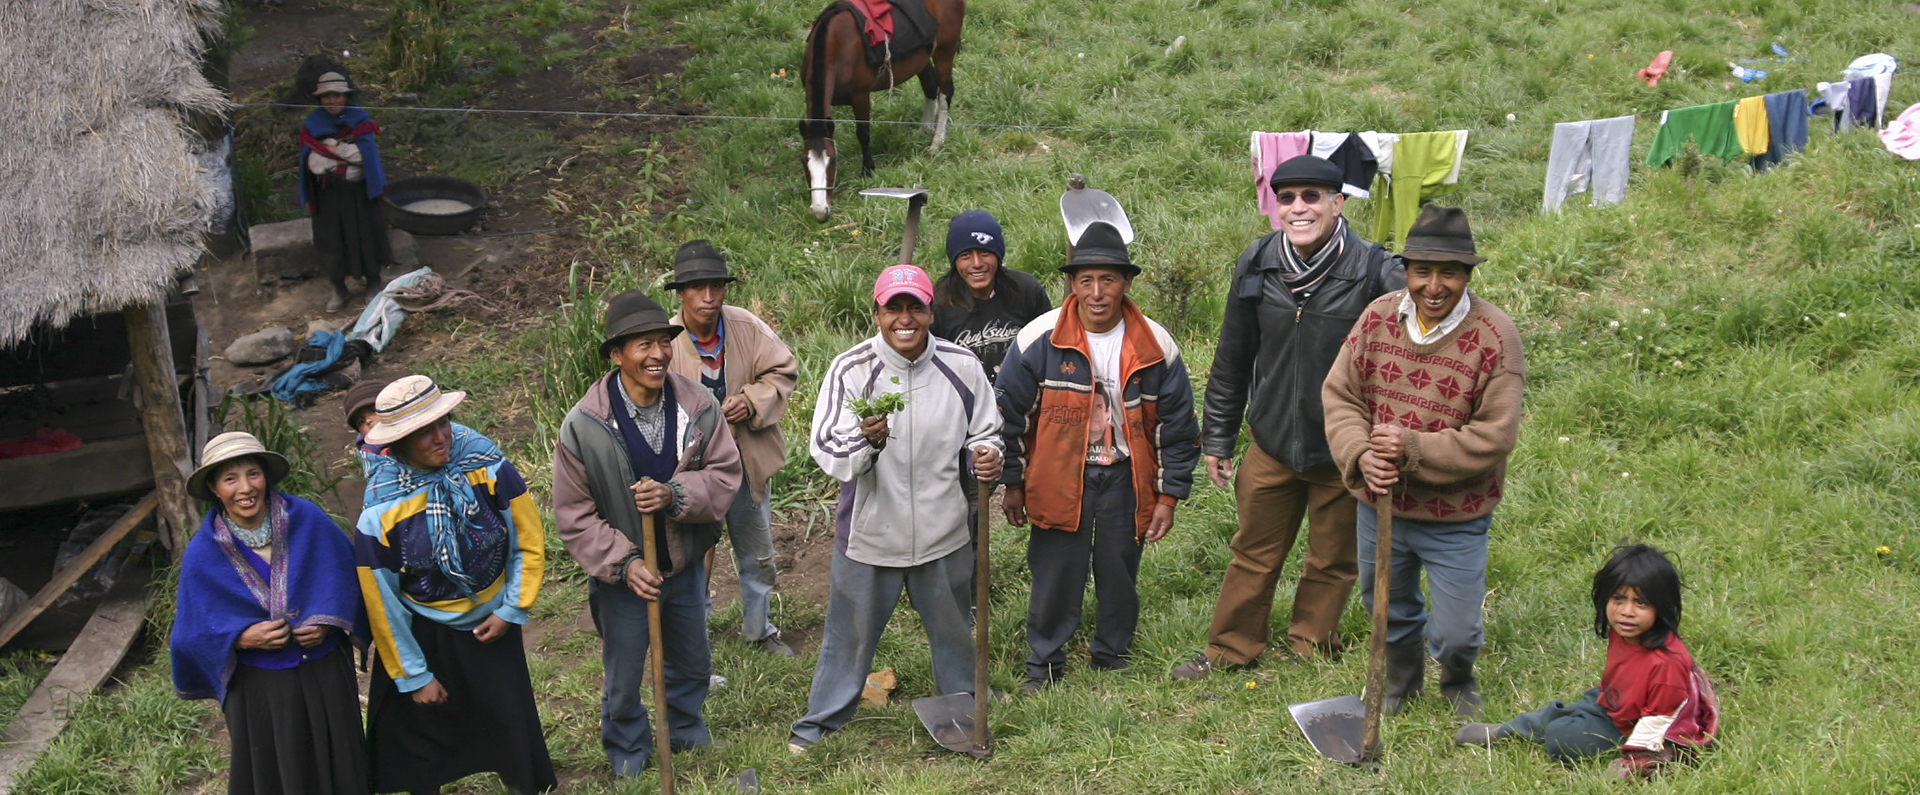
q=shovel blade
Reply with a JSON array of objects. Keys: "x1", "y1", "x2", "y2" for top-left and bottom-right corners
[
  {"x1": 912, "y1": 693, "x2": 992, "y2": 759},
  {"x1": 1289, "y1": 694, "x2": 1368, "y2": 764},
  {"x1": 859, "y1": 187, "x2": 929, "y2": 200},
  {"x1": 1059, "y1": 188, "x2": 1135, "y2": 245}
]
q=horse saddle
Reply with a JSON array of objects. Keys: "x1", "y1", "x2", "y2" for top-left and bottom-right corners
[{"x1": 844, "y1": 0, "x2": 938, "y2": 68}]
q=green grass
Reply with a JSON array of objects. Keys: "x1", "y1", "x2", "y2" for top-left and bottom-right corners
[{"x1": 33, "y1": 0, "x2": 1920, "y2": 792}]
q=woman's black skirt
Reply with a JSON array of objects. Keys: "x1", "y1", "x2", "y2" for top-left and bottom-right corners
[
  {"x1": 311, "y1": 176, "x2": 391, "y2": 284},
  {"x1": 222, "y1": 643, "x2": 371, "y2": 795},
  {"x1": 366, "y1": 620, "x2": 555, "y2": 794}
]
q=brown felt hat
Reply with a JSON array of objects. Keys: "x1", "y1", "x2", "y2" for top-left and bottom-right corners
[
  {"x1": 600, "y1": 290, "x2": 683, "y2": 358},
  {"x1": 1060, "y1": 221, "x2": 1139, "y2": 276},
  {"x1": 343, "y1": 379, "x2": 390, "y2": 431},
  {"x1": 1400, "y1": 205, "x2": 1486, "y2": 266},
  {"x1": 662, "y1": 239, "x2": 738, "y2": 290}
]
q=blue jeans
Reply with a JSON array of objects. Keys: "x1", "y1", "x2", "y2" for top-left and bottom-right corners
[
  {"x1": 1504, "y1": 687, "x2": 1625, "y2": 762},
  {"x1": 1355, "y1": 501, "x2": 1490, "y2": 673},
  {"x1": 789, "y1": 545, "x2": 975, "y2": 746},
  {"x1": 589, "y1": 559, "x2": 712, "y2": 775},
  {"x1": 723, "y1": 482, "x2": 779, "y2": 642}
]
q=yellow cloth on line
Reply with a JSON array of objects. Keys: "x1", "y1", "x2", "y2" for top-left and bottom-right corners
[{"x1": 1734, "y1": 96, "x2": 1771, "y2": 157}]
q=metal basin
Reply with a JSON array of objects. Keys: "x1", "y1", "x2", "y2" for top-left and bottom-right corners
[{"x1": 384, "y1": 176, "x2": 487, "y2": 236}]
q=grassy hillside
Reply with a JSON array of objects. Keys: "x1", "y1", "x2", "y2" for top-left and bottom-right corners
[{"x1": 22, "y1": 0, "x2": 1920, "y2": 792}]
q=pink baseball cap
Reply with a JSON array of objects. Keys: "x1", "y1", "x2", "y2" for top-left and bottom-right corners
[{"x1": 872, "y1": 264, "x2": 935, "y2": 307}]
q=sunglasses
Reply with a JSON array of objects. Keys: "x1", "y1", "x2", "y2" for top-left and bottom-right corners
[{"x1": 1274, "y1": 189, "x2": 1327, "y2": 206}]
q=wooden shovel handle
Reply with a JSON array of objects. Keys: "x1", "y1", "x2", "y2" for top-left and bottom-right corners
[
  {"x1": 642, "y1": 513, "x2": 674, "y2": 794},
  {"x1": 973, "y1": 482, "x2": 992, "y2": 755},
  {"x1": 1361, "y1": 490, "x2": 1393, "y2": 763}
]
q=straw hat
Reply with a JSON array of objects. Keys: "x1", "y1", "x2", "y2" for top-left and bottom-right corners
[
  {"x1": 364, "y1": 375, "x2": 466, "y2": 446},
  {"x1": 187, "y1": 432, "x2": 291, "y2": 502},
  {"x1": 313, "y1": 71, "x2": 352, "y2": 96}
]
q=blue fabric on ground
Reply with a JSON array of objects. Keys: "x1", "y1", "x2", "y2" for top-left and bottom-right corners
[{"x1": 271, "y1": 330, "x2": 347, "y2": 403}]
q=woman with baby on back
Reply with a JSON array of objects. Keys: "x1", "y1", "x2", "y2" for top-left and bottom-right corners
[{"x1": 1455, "y1": 544, "x2": 1717, "y2": 778}]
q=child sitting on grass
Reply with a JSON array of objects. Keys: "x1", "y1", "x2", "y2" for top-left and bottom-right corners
[{"x1": 1455, "y1": 544, "x2": 1717, "y2": 778}]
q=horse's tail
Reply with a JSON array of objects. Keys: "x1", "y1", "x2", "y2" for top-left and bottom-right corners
[{"x1": 801, "y1": 1, "x2": 853, "y2": 141}]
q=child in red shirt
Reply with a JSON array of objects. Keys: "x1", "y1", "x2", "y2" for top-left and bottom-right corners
[{"x1": 1455, "y1": 544, "x2": 1717, "y2": 778}]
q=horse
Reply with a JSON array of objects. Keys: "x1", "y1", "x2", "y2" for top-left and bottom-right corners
[{"x1": 800, "y1": 0, "x2": 965, "y2": 220}]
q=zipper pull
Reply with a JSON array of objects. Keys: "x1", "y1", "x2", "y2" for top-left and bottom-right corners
[{"x1": 1295, "y1": 306, "x2": 1303, "y2": 323}]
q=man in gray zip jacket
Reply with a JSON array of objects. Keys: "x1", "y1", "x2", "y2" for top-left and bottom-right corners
[
  {"x1": 552, "y1": 290, "x2": 743, "y2": 775},
  {"x1": 789, "y1": 264, "x2": 1003, "y2": 752},
  {"x1": 1172, "y1": 156, "x2": 1404, "y2": 679}
]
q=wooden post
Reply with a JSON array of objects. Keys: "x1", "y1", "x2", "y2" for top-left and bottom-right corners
[{"x1": 124, "y1": 299, "x2": 196, "y2": 554}]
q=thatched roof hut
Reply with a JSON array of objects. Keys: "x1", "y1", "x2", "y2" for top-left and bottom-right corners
[{"x1": 0, "y1": 0, "x2": 227, "y2": 347}]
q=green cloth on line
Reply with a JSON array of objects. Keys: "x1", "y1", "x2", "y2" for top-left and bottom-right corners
[
  {"x1": 1372, "y1": 130, "x2": 1463, "y2": 246},
  {"x1": 1645, "y1": 101, "x2": 1743, "y2": 168}
]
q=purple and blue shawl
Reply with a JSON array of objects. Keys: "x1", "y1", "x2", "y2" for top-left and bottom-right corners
[
  {"x1": 296, "y1": 105, "x2": 387, "y2": 205},
  {"x1": 170, "y1": 492, "x2": 367, "y2": 704}
]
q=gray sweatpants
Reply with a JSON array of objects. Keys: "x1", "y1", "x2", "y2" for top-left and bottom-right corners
[
  {"x1": 789, "y1": 544, "x2": 975, "y2": 745},
  {"x1": 1543, "y1": 115, "x2": 1635, "y2": 212}
]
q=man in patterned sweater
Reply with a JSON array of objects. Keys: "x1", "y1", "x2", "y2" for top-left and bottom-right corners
[{"x1": 1322, "y1": 205, "x2": 1524, "y2": 719}]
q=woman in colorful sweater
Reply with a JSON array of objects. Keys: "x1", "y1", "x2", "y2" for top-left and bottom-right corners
[{"x1": 354, "y1": 375, "x2": 554, "y2": 794}]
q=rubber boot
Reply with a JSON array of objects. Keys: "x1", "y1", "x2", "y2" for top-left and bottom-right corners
[
  {"x1": 1381, "y1": 641, "x2": 1425, "y2": 716},
  {"x1": 326, "y1": 281, "x2": 352, "y2": 313},
  {"x1": 1439, "y1": 656, "x2": 1483, "y2": 719}
]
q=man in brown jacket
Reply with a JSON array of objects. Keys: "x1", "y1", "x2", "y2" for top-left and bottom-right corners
[
  {"x1": 1322, "y1": 205, "x2": 1524, "y2": 720},
  {"x1": 665, "y1": 239, "x2": 800, "y2": 655},
  {"x1": 552, "y1": 289, "x2": 744, "y2": 774}
]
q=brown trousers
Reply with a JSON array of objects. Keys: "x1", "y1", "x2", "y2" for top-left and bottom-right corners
[{"x1": 1204, "y1": 442, "x2": 1357, "y2": 664}]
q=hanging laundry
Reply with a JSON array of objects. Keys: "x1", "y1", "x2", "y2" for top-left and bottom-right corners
[
  {"x1": 1733, "y1": 96, "x2": 1772, "y2": 157},
  {"x1": 1752, "y1": 89, "x2": 1809, "y2": 171},
  {"x1": 1371, "y1": 130, "x2": 1466, "y2": 246},
  {"x1": 1251, "y1": 131, "x2": 1311, "y2": 230},
  {"x1": 1646, "y1": 101, "x2": 1742, "y2": 167},
  {"x1": 1543, "y1": 115, "x2": 1635, "y2": 212},
  {"x1": 1358, "y1": 131, "x2": 1398, "y2": 178},
  {"x1": 1879, "y1": 103, "x2": 1920, "y2": 160},
  {"x1": 1309, "y1": 131, "x2": 1379, "y2": 198},
  {"x1": 1847, "y1": 76, "x2": 1879, "y2": 129}
]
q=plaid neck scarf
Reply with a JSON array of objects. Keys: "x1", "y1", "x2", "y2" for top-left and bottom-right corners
[
  {"x1": 362, "y1": 423, "x2": 506, "y2": 597},
  {"x1": 1277, "y1": 216, "x2": 1348, "y2": 299}
]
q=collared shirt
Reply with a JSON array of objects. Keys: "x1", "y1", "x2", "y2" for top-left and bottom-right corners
[
  {"x1": 617, "y1": 380, "x2": 669, "y2": 451},
  {"x1": 1399, "y1": 290, "x2": 1473, "y2": 344}
]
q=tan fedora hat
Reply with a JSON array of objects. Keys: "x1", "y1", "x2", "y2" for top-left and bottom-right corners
[
  {"x1": 313, "y1": 71, "x2": 352, "y2": 96},
  {"x1": 364, "y1": 375, "x2": 466, "y2": 446},
  {"x1": 187, "y1": 432, "x2": 291, "y2": 502}
]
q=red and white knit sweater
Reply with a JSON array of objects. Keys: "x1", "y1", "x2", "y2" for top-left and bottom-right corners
[{"x1": 1322, "y1": 290, "x2": 1525, "y2": 522}]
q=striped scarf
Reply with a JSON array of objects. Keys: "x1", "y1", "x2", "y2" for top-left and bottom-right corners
[
  {"x1": 362, "y1": 423, "x2": 506, "y2": 597},
  {"x1": 1277, "y1": 216, "x2": 1348, "y2": 299}
]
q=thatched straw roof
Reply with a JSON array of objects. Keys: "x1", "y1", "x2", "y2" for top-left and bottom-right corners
[{"x1": 0, "y1": 0, "x2": 227, "y2": 347}]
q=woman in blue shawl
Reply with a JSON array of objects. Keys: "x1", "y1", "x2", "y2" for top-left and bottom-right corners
[
  {"x1": 170, "y1": 432, "x2": 370, "y2": 795},
  {"x1": 354, "y1": 375, "x2": 555, "y2": 795},
  {"x1": 298, "y1": 69, "x2": 391, "y2": 313}
]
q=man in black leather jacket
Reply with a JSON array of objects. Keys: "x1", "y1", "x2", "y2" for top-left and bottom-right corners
[{"x1": 1172, "y1": 156, "x2": 1404, "y2": 679}]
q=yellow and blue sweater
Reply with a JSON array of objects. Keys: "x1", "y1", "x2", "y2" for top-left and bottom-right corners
[{"x1": 354, "y1": 457, "x2": 545, "y2": 691}]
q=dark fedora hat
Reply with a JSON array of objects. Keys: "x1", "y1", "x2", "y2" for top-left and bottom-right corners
[
  {"x1": 1400, "y1": 205, "x2": 1486, "y2": 266},
  {"x1": 600, "y1": 290, "x2": 682, "y2": 358},
  {"x1": 1060, "y1": 222, "x2": 1139, "y2": 276},
  {"x1": 662, "y1": 239, "x2": 737, "y2": 290},
  {"x1": 1268, "y1": 155, "x2": 1344, "y2": 190}
]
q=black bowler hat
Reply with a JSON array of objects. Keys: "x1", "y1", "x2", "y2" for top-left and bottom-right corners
[
  {"x1": 600, "y1": 290, "x2": 683, "y2": 358},
  {"x1": 1268, "y1": 156, "x2": 1344, "y2": 191},
  {"x1": 662, "y1": 239, "x2": 738, "y2": 290},
  {"x1": 1060, "y1": 222, "x2": 1139, "y2": 276},
  {"x1": 1400, "y1": 205, "x2": 1486, "y2": 266}
]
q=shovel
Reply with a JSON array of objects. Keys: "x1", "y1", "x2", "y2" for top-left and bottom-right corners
[
  {"x1": 1058, "y1": 173, "x2": 1135, "y2": 247},
  {"x1": 1289, "y1": 490, "x2": 1394, "y2": 765},
  {"x1": 859, "y1": 186, "x2": 930, "y2": 265},
  {"x1": 910, "y1": 482, "x2": 994, "y2": 760}
]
